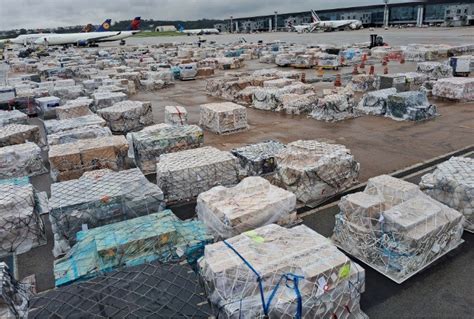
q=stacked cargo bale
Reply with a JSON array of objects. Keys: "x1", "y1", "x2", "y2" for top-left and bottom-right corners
[
  {"x1": 274, "y1": 140, "x2": 360, "y2": 204},
  {"x1": 310, "y1": 88, "x2": 357, "y2": 122},
  {"x1": 156, "y1": 147, "x2": 240, "y2": 203},
  {"x1": 46, "y1": 125, "x2": 112, "y2": 146},
  {"x1": 199, "y1": 102, "x2": 248, "y2": 135},
  {"x1": 48, "y1": 135, "x2": 128, "y2": 181},
  {"x1": 49, "y1": 168, "x2": 165, "y2": 256},
  {"x1": 0, "y1": 262, "x2": 35, "y2": 319},
  {"x1": 55, "y1": 97, "x2": 93, "y2": 120},
  {"x1": 199, "y1": 224, "x2": 366, "y2": 318},
  {"x1": 279, "y1": 93, "x2": 318, "y2": 115},
  {"x1": 332, "y1": 175, "x2": 464, "y2": 283},
  {"x1": 164, "y1": 105, "x2": 188, "y2": 125},
  {"x1": 420, "y1": 157, "x2": 473, "y2": 232},
  {"x1": 432, "y1": 78, "x2": 474, "y2": 102},
  {"x1": 91, "y1": 91, "x2": 127, "y2": 111},
  {"x1": 0, "y1": 110, "x2": 27, "y2": 126},
  {"x1": 0, "y1": 124, "x2": 45, "y2": 148},
  {"x1": 231, "y1": 140, "x2": 286, "y2": 176},
  {"x1": 386, "y1": 91, "x2": 437, "y2": 121},
  {"x1": 197, "y1": 177, "x2": 297, "y2": 239},
  {"x1": 0, "y1": 180, "x2": 47, "y2": 257},
  {"x1": 350, "y1": 74, "x2": 377, "y2": 92},
  {"x1": 0, "y1": 142, "x2": 47, "y2": 179},
  {"x1": 355, "y1": 88, "x2": 397, "y2": 116},
  {"x1": 53, "y1": 210, "x2": 213, "y2": 286},
  {"x1": 44, "y1": 114, "x2": 106, "y2": 135},
  {"x1": 97, "y1": 100, "x2": 154, "y2": 134},
  {"x1": 252, "y1": 82, "x2": 313, "y2": 112},
  {"x1": 130, "y1": 124, "x2": 203, "y2": 175},
  {"x1": 416, "y1": 62, "x2": 453, "y2": 80}
]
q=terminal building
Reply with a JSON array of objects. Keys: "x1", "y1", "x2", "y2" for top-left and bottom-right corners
[{"x1": 216, "y1": 0, "x2": 474, "y2": 33}]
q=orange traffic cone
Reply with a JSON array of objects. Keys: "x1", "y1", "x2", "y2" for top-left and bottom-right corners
[
  {"x1": 334, "y1": 74, "x2": 342, "y2": 87},
  {"x1": 369, "y1": 65, "x2": 375, "y2": 75},
  {"x1": 362, "y1": 53, "x2": 368, "y2": 63},
  {"x1": 352, "y1": 65, "x2": 359, "y2": 75}
]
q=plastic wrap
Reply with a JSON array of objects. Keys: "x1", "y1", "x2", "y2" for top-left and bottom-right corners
[
  {"x1": 199, "y1": 224, "x2": 367, "y2": 319},
  {"x1": 97, "y1": 100, "x2": 153, "y2": 134},
  {"x1": 0, "y1": 110, "x2": 28, "y2": 127},
  {"x1": 44, "y1": 114, "x2": 106, "y2": 135},
  {"x1": 49, "y1": 168, "x2": 165, "y2": 256},
  {"x1": 231, "y1": 140, "x2": 286, "y2": 176},
  {"x1": 332, "y1": 175, "x2": 464, "y2": 283},
  {"x1": 53, "y1": 210, "x2": 213, "y2": 286},
  {"x1": 432, "y1": 77, "x2": 474, "y2": 102},
  {"x1": 131, "y1": 124, "x2": 203, "y2": 175},
  {"x1": 279, "y1": 93, "x2": 318, "y2": 115},
  {"x1": 91, "y1": 91, "x2": 128, "y2": 111},
  {"x1": 356, "y1": 88, "x2": 397, "y2": 116},
  {"x1": 46, "y1": 125, "x2": 112, "y2": 146},
  {"x1": 416, "y1": 62, "x2": 453, "y2": 80},
  {"x1": 48, "y1": 135, "x2": 128, "y2": 182},
  {"x1": 0, "y1": 262, "x2": 34, "y2": 319},
  {"x1": 164, "y1": 105, "x2": 188, "y2": 125},
  {"x1": 55, "y1": 98, "x2": 93, "y2": 120},
  {"x1": 0, "y1": 180, "x2": 47, "y2": 257},
  {"x1": 0, "y1": 124, "x2": 44, "y2": 148},
  {"x1": 0, "y1": 142, "x2": 47, "y2": 179},
  {"x1": 197, "y1": 177, "x2": 297, "y2": 239},
  {"x1": 274, "y1": 140, "x2": 360, "y2": 205},
  {"x1": 386, "y1": 91, "x2": 437, "y2": 121},
  {"x1": 29, "y1": 262, "x2": 215, "y2": 318},
  {"x1": 350, "y1": 75, "x2": 377, "y2": 92},
  {"x1": 199, "y1": 102, "x2": 248, "y2": 135},
  {"x1": 310, "y1": 88, "x2": 357, "y2": 122},
  {"x1": 156, "y1": 146, "x2": 240, "y2": 203},
  {"x1": 420, "y1": 157, "x2": 473, "y2": 232}
]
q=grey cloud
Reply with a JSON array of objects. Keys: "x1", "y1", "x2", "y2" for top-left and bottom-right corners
[{"x1": 0, "y1": 0, "x2": 414, "y2": 30}]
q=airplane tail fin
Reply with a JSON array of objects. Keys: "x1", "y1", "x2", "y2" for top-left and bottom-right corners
[
  {"x1": 128, "y1": 17, "x2": 141, "y2": 31},
  {"x1": 311, "y1": 10, "x2": 321, "y2": 23},
  {"x1": 82, "y1": 23, "x2": 94, "y2": 33},
  {"x1": 96, "y1": 19, "x2": 112, "y2": 32}
]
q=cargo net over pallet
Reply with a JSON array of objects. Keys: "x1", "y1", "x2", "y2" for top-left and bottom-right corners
[
  {"x1": 49, "y1": 169, "x2": 165, "y2": 257},
  {"x1": 0, "y1": 180, "x2": 47, "y2": 257},
  {"x1": 0, "y1": 262, "x2": 34, "y2": 319},
  {"x1": 199, "y1": 224, "x2": 367, "y2": 319},
  {"x1": 29, "y1": 262, "x2": 216, "y2": 318},
  {"x1": 332, "y1": 175, "x2": 464, "y2": 283},
  {"x1": 420, "y1": 157, "x2": 474, "y2": 233}
]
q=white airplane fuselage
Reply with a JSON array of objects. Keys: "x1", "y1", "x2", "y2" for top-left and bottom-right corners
[
  {"x1": 182, "y1": 28, "x2": 220, "y2": 35},
  {"x1": 317, "y1": 20, "x2": 363, "y2": 31}
]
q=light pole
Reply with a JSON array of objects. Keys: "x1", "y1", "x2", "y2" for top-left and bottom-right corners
[
  {"x1": 383, "y1": 0, "x2": 389, "y2": 28},
  {"x1": 230, "y1": 16, "x2": 233, "y2": 33}
]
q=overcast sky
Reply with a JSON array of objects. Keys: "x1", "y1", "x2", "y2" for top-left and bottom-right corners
[{"x1": 0, "y1": 0, "x2": 417, "y2": 30}]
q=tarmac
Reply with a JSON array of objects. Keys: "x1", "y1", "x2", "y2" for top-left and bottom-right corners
[{"x1": 2, "y1": 27, "x2": 474, "y2": 318}]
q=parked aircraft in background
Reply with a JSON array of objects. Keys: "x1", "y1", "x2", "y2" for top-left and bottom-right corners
[
  {"x1": 290, "y1": 10, "x2": 362, "y2": 33},
  {"x1": 34, "y1": 17, "x2": 141, "y2": 46},
  {"x1": 178, "y1": 25, "x2": 220, "y2": 35},
  {"x1": 82, "y1": 19, "x2": 112, "y2": 32}
]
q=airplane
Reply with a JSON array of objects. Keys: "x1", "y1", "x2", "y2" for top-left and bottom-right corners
[
  {"x1": 82, "y1": 19, "x2": 112, "y2": 32},
  {"x1": 33, "y1": 17, "x2": 141, "y2": 46},
  {"x1": 311, "y1": 10, "x2": 363, "y2": 32},
  {"x1": 0, "y1": 33, "x2": 54, "y2": 45},
  {"x1": 289, "y1": 11, "x2": 320, "y2": 33},
  {"x1": 178, "y1": 24, "x2": 220, "y2": 35}
]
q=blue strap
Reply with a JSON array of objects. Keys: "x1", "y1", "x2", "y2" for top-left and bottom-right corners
[{"x1": 223, "y1": 240, "x2": 304, "y2": 318}]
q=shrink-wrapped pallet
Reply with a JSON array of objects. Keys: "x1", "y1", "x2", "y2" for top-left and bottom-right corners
[
  {"x1": 355, "y1": 88, "x2": 397, "y2": 116},
  {"x1": 0, "y1": 124, "x2": 44, "y2": 148},
  {"x1": 55, "y1": 98, "x2": 93, "y2": 120},
  {"x1": 386, "y1": 91, "x2": 437, "y2": 121},
  {"x1": 0, "y1": 262, "x2": 35, "y2": 319},
  {"x1": 0, "y1": 110, "x2": 27, "y2": 127},
  {"x1": 0, "y1": 142, "x2": 47, "y2": 179},
  {"x1": 46, "y1": 125, "x2": 112, "y2": 146},
  {"x1": 164, "y1": 105, "x2": 188, "y2": 125},
  {"x1": 432, "y1": 77, "x2": 474, "y2": 102},
  {"x1": 200, "y1": 102, "x2": 248, "y2": 135},
  {"x1": 44, "y1": 114, "x2": 106, "y2": 135},
  {"x1": 231, "y1": 140, "x2": 286, "y2": 176},
  {"x1": 91, "y1": 91, "x2": 127, "y2": 111},
  {"x1": 420, "y1": 157, "x2": 473, "y2": 232},
  {"x1": 333, "y1": 175, "x2": 464, "y2": 283},
  {"x1": 310, "y1": 88, "x2": 356, "y2": 122},
  {"x1": 97, "y1": 100, "x2": 154, "y2": 134}
]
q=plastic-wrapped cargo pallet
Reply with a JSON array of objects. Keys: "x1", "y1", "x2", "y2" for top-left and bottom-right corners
[
  {"x1": 91, "y1": 91, "x2": 127, "y2": 111},
  {"x1": 164, "y1": 105, "x2": 188, "y2": 125},
  {"x1": 53, "y1": 210, "x2": 213, "y2": 286},
  {"x1": 0, "y1": 124, "x2": 45, "y2": 148},
  {"x1": 97, "y1": 100, "x2": 154, "y2": 134},
  {"x1": 416, "y1": 62, "x2": 453, "y2": 80},
  {"x1": 197, "y1": 177, "x2": 297, "y2": 239},
  {"x1": 48, "y1": 135, "x2": 128, "y2": 182},
  {"x1": 274, "y1": 140, "x2": 360, "y2": 204},
  {"x1": 49, "y1": 168, "x2": 165, "y2": 256},
  {"x1": 0, "y1": 110, "x2": 27, "y2": 127},
  {"x1": 44, "y1": 114, "x2": 106, "y2": 135},
  {"x1": 0, "y1": 180, "x2": 47, "y2": 257},
  {"x1": 0, "y1": 262, "x2": 34, "y2": 319},
  {"x1": 332, "y1": 175, "x2": 464, "y2": 283},
  {"x1": 55, "y1": 98, "x2": 93, "y2": 120},
  {"x1": 29, "y1": 262, "x2": 216, "y2": 318},
  {"x1": 156, "y1": 146, "x2": 240, "y2": 203},
  {"x1": 199, "y1": 102, "x2": 248, "y2": 135},
  {"x1": 46, "y1": 125, "x2": 112, "y2": 146},
  {"x1": 231, "y1": 140, "x2": 286, "y2": 176},
  {"x1": 420, "y1": 157, "x2": 473, "y2": 232},
  {"x1": 130, "y1": 124, "x2": 204, "y2": 175},
  {"x1": 199, "y1": 224, "x2": 367, "y2": 318},
  {"x1": 432, "y1": 78, "x2": 474, "y2": 102},
  {"x1": 310, "y1": 88, "x2": 357, "y2": 122},
  {"x1": 0, "y1": 142, "x2": 47, "y2": 179},
  {"x1": 386, "y1": 91, "x2": 437, "y2": 121},
  {"x1": 356, "y1": 88, "x2": 397, "y2": 116}
]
